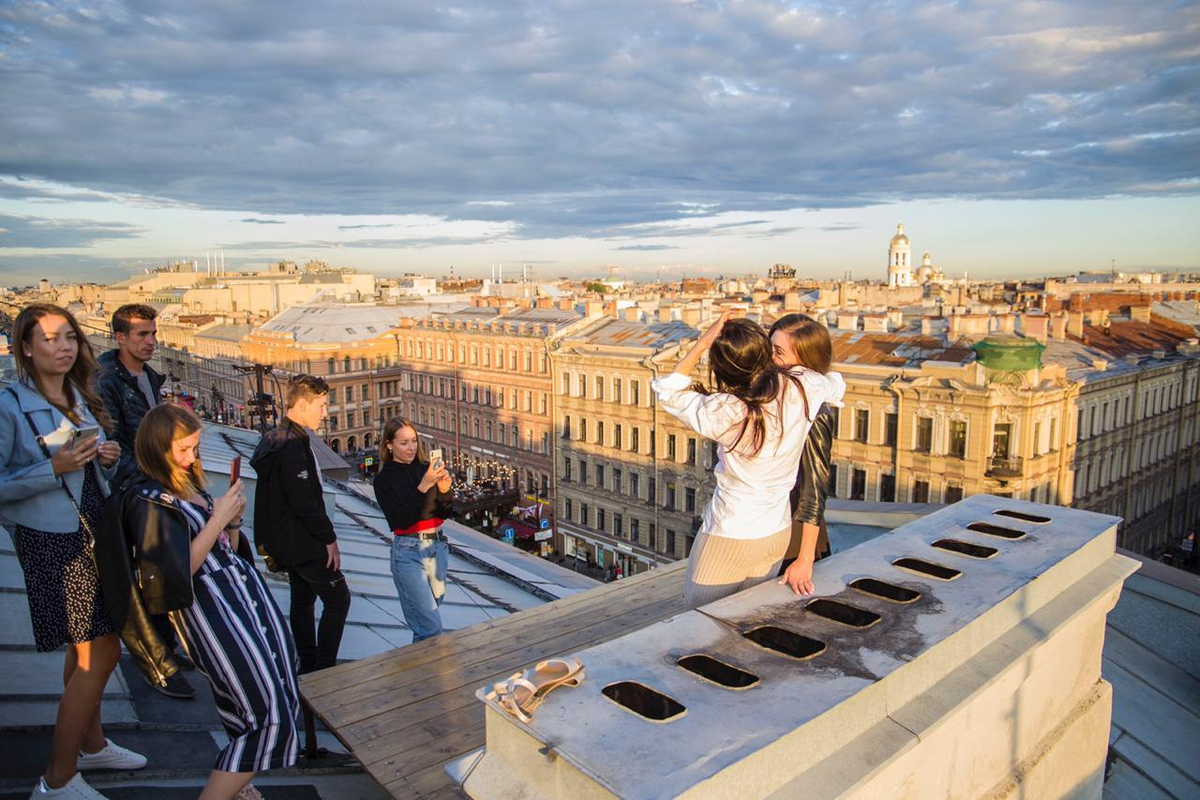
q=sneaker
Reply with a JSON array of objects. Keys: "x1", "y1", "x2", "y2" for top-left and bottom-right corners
[
  {"x1": 143, "y1": 671, "x2": 196, "y2": 700},
  {"x1": 31, "y1": 773, "x2": 108, "y2": 798},
  {"x1": 77, "y1": 737, "x2": 148, "y2": 771}
]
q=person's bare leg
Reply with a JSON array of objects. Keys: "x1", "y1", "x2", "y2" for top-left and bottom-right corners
[
  {"x1": 44, "y1": 634, "x2": 120, "y2": 788},
  {"x1": 199, "y1": 769, "x2": 255, "y2": 799}
]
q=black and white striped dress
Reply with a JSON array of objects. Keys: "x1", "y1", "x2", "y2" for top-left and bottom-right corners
[{"x1": 172, "y1": 498, "x2": 301, "y2": 773}]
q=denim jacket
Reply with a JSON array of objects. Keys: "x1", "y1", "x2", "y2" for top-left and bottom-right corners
[{"x1": 0, "y1": 379, "x2": 116, "y2": 533}]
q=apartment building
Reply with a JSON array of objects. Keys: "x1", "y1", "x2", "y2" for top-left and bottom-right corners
[
  {"x1": 391, "y1": 307, "x2": 582, "y2": 505},
  {"x1": 240, "y1": 304, "x2": 410, "y2": 452},
  {"x1": 552, "y1": 317, "x2": 712, "y2": 577}
]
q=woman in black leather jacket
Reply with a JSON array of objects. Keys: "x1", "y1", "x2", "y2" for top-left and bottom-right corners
[
  {"x1": 100, "y1": 404, "x2": 299, "y2": 800},
  {"x1": 769, "y1": 314, "x2": 837, "y2": 596}
]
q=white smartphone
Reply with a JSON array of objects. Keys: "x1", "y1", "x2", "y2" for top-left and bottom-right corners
[
  {"x1": 430, "y1": 449, "x2": 444, "y2": 471},
  {"x1": 72, "y1": 425, "x2": 101, "y2": 446}
]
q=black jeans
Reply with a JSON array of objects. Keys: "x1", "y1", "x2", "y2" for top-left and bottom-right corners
[{"x1": 287, "y1": 557, "x2": 351, "y2": 673}]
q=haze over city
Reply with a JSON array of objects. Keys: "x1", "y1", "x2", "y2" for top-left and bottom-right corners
[{"x1": 1, "y1": 0, "x2": 1198, "y2": 283}]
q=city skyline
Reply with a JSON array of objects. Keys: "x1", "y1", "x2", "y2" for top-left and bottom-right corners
[{"x1": 1, "y1": 0, "x2": 1198, "y2": 283}]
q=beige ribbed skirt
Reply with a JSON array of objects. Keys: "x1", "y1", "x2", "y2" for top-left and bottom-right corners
[{"x1": 683, "y1": 527, "x2": 792, "y2": 611}]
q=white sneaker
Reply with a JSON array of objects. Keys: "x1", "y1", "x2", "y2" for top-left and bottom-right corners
[
  {"x1": 76, "y1": 738, "x2": 148, "y2": 771},
  {"x1": 30, "y1": 773, "x2": 108, "y2": 798}
]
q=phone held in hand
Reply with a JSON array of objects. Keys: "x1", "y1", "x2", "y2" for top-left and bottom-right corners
[
  {"x1": 430, "y1": 449, "x2": 444, "y2": 471},
  {"x1": 230, "y1": 455, "x2": 242, "y2": 484},
  {"x1": 73, "y1": 424, "x2": 101, "y2": 445}
]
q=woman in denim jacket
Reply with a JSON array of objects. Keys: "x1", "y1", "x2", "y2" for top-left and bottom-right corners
[{"x1": 0, "y1": 303, "x2": 147, "y2": 798}]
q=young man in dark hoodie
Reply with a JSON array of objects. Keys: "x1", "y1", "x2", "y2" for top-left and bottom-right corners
[
  {"x1": 97, "y1": 303, "x2": 197, "y2": 700},
  {"x1": 251, "y1": 374, "x2": 350, "y2": 674}
]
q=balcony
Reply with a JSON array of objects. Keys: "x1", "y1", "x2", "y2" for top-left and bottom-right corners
[{"x1": 987, "y1": 455, "x2": 1024, "y2": 478}]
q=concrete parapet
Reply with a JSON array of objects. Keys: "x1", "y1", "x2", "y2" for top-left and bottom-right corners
[{"x1": 462, "y1": 496, "x2": 1136, "y2": 800}]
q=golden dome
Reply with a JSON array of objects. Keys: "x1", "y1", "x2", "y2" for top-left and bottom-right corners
[{"x1": 890, "y1": 223, "x2": 909, "y2": 246}]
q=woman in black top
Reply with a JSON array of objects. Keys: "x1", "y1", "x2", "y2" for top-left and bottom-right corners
[{"x1": 374, "y1": 417, "x2": 453, "y2": 643}]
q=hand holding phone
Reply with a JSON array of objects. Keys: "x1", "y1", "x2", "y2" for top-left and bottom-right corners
[
  {"x1": 230, "y1": 455, "x2": 242, "y2": 484},
  {"x1": 430, "y1": 449, "x2": 444, "y2": 472}
]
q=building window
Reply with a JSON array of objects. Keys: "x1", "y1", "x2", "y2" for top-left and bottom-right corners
[
  {"x1": 880, "y1": 473, "x2": 896, "y2": 502},
  {"x1": 851, "y1": 468, "x2": 866, "y2": 500},
  {"x1": 630, "y1": 381, "x2": 640, "y2": 406},
  {"x1": 596, "y1": 464, "x2": 605, "y2": 488},
  {"x1": 563, "y1": 415, "x2": 572, "y2": 439},
  {"x1": 346, "y1": 385, "x2": 354, "y2": 402},
  {"x1": 630, "y1": 518, "x2": 640, "y2": 542},
  {"x1": 854, "y1": 409, "x2": 869, "y2": 443},
  {"x1": 565, "y1": 498, "x2": 573, "y2": 519},
  {"x1": 562, "y1": 373, "x2": 570, "y2": 394},
  {"x1": 579, "y1": 418, "x2": 587, "y2": 441},
  {"x1": 596, "y1": 376, "x2": 604, "y2": 400},
  {"x1": 361, "y1": 382, "x2": 370, "y2": 400},
  {"x1": 916, "y1": 416, "x2": 933, "y2": 453},
  {"x1": 949, "y1": 420, "x2": 967, "y2": 458},
  {"x1": 687, "y1": 438, "x2": 696, "y2": 465},
  {"x1": 668, "y1": 434, "x2": 677, "y2": 461},
  {"x1": 830, "y1": 406, "x2": 840, "y2": 438},
  {"x1": 579, "y1": 460, "x2": 588, "y2": 483},
  {"x1": 647, "y1": 477, "x2": 656, "y2": 503},
  {"x1": 614, "y1": 378, "x2": 622, "y2": 404},
  {"x1": 993, "y1": 423, "x2": 1012, "y2": 459},
  {"x1": 578, "y1": 374, "x2": 586, "y2": 398},
  {"x1": 563, "y1": 459, "x2": 572, "y2": 482},
  {"x1": 597, "y1": 508, "x2": 606, "y2": 531},
  {"x1": 346, "y1": 410, "x2": 355, "y2": 428},
  {"x1": 614, "y1": 424, "x2": 623, "y2": 449},
  {"x1": 885, "y1": 412, "x2": 898, "y2": 446},
  {"x1": 612, "y1": 469, "x2": 622, "y2": 494},
  {"x1": 630, "y1": 472, "x2": 639, "y2": 498},
  {"x1": 613, "y1": 513, "x2": 623, "y2": 537},
  {"x1": 631, "y1": 427, "x2": 640, "y2": 453},
  {"x1": 945, "y1": 485, "x2": 964, "y2": 504},
  {"x1": 685, "y1": 487, "x2": 696, "y2": 513},
  {"x1": 580, "y1": 503, "x2": 589, "y2": 526},
  {"x1": 666, "y1": 482, "x2": 677, "y2": 511},
  {"x1": 597, "y1": 421, "x2": 605, "y2": 445},
  {"x1": 913, "y1": 480, "x2": 930, "y2": 503}
]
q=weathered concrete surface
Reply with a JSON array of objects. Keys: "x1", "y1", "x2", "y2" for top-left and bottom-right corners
[{"x1": 463, "y1": 495, "x2": 1137, "y2": 800}]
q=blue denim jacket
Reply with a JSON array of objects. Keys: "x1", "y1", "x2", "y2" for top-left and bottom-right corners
[{"x1": 0, "y1": 379, "x2": 116, "y2": 533}]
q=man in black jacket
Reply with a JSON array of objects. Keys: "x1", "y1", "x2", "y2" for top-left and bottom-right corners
[
  {"x1": 250, "y1": 374, "x2": 350, "y2": 673},
  {"x1": 97, "y1": 304, "x2": 197, "y2": 700}
]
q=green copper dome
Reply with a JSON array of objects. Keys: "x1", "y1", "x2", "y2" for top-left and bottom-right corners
[{"x1": 972, "y1": 337, "x2": 1045, "y2": 371}]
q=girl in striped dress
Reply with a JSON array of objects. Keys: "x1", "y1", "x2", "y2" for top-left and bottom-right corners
[{"x1": 119, "y1": 404, "x2": 299, "y2": 799}]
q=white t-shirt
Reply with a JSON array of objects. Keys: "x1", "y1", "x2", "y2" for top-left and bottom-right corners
[{"x1": 652, "y1": 367, "x2": 846, "y2": 541}]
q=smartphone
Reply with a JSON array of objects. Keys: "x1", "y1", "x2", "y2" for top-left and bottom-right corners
[
  {"x1": 73, "y1": 425, "x2": 101, "y2": 446},
  {"x1": 430, "y1": 449, "x2": 444, "y2": 471},
  {"x1": 230, "y1": 455, "x2": 242, "y2": 484}
]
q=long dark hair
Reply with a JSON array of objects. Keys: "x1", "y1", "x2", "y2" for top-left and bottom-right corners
[
  {"x1": 380, "y1": 417, "x2": 427, "y2": 465},
  {"x1": 12, "y1": 302, "x2": 113, "y2": 432},
  {"x1": 693, "y1": 318, "x2": 805, "y2": 456}
]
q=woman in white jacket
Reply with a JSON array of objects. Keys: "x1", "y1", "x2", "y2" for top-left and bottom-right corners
[{"x1": 653, "y1": 313, "x2": 845, "y2": 610}]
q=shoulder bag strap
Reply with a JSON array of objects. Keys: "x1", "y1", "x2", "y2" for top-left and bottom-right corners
[{"x1": 5, "y1": 386, "x2": 97, "y2": 544}]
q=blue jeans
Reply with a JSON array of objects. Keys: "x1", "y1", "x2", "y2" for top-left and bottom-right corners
[{"x1": 390, "y1": 535, "x2": 449, "y2": 643}]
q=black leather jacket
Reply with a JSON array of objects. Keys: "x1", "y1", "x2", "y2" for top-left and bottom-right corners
[
  {"x1": 96, "y1": 349, "x2": 165, "y2": 488},
  {"x1": 788, "y1": 403, "x2": 834, "y2": 559},
  {"x1": 95, "y1": 476, "x2": 254, "y2": 685}
]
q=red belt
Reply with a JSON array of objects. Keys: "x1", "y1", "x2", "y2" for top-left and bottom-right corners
[{"x1": 393, "y1": 518, "x2": 444, "y2": 536}]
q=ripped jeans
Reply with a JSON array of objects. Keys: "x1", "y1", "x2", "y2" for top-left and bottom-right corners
[{"x1": 390, "y1": 534, "x2": 449, "y2": 643}]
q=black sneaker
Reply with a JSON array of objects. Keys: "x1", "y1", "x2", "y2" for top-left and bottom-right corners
[{"x1": 144, "y1": 671, "x2": 196, "y2": 700}]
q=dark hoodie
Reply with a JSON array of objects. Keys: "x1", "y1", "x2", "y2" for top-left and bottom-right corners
[{"x1": 250, "y1": 417, "x2": 336, "y2": 567}]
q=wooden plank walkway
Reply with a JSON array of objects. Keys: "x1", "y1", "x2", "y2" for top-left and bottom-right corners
[{"x1": 300, "y1": 561, "x2": 688, "y2": 798}]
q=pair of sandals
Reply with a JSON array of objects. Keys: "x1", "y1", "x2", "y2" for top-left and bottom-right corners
[{"x1": 487, "y1": 657, "x2": 585, "y2": 723}]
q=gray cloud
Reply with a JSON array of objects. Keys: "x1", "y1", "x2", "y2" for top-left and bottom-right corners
[
  {"x1": 241, "y1": 217, "x2": 285, "y2": 224},
  {"x1": 616, "y1": 244, "x2": 677, "y2": 251},
  {"x1": 0, "y1": 0, "x2": 1196, "y2": 238},
  {"x1": 0, "y1": 213, "x2": 145, "y2": 248}
]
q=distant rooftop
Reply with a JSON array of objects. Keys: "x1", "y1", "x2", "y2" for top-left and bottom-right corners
[
  {"x1": 256, "y1": 304, "x2": 408, "y2": 343},
  {"x1": 831, "y1": 329, "x2": 976, "y2": 368}
]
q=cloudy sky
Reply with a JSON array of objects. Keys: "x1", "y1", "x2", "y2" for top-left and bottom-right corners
[{"x1": 1, "y1": 0, "x2": 1197, "y2": 284}]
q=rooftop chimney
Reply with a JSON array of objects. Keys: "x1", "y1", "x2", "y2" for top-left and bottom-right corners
[{"x1": 1067, "y1": 311, "x2": 1085, "y2": 339}]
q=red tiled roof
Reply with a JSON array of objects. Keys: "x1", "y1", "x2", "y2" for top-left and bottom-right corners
[{"x1": 1076, "y1": 317, "x2": 1194, "y2": 357}]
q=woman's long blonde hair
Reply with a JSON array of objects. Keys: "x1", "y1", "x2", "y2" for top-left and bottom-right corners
[
  {"x1": 380, "y1": 416, "x2": 427, "y2": 465},
  {"x1": 135, "y1": 403, "x2": 207, "y2": 497}
]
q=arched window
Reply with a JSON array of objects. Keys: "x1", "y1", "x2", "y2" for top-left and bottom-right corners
[
  {"x1": 347, "y1": 435, "x2": 357, "y2": 451},
  {"x1": 330, "y1": 439, "x2": 341, "y2": 453},
  {"x1": 364, "y1": 432, "x2": 373, "y2": 448}
]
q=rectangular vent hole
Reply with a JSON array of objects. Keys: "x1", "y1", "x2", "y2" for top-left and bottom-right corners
[
  {"x1": 601, "y1": 681, "x2": 686, "y2": 722},
  {"x1": 933, "y1": 539, "x2": 1000, "y2": 559},
  {"x1": 894, "y1": 557, "x2": 962, "y2": 581},
  {"x1": 993, "y1": 509, "x2": 1050, "y2": 524},
  {"x1": 850, "y1": 578, "x2": 921, "y2": 604},
  {"x1": 806, "y1": 598, "x2": 882, "y2": 629},
  {"x1": 744, "y1": 626, "x2": 826, "y2": 660},
  {"x1": 677, "y1": 655, "x2": 759, "y2": 689},
  {"x1": 967, "y1": 522, "x2": 1027, "y2": 540}
]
